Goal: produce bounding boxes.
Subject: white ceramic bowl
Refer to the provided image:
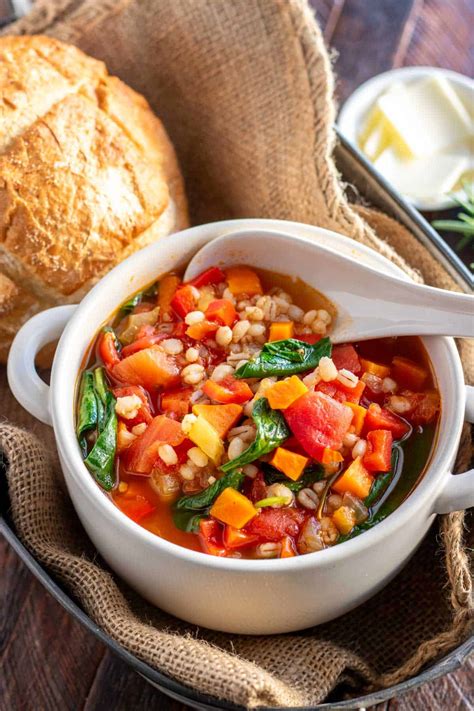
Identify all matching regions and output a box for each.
[337,66,474,211]
[7,219,474,634]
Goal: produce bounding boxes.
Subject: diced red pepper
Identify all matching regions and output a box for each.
[363,429,393,472]
[120,332,167,358]
[161,387,193,418]
[316,379,365,405]
[205,299,238,327]
[186,320,219,340]
[332,344,361,375]
[112,385,153,426]
[223,525,259,549]
[198,519,227,556]
[188,266,226,289]
[364,403,410,440]
[171,285,196,318]
[246,508,305,542]
[284,391,353,461]
[122,415,186,474]
[203,376,253,404]
[99,330,121,367]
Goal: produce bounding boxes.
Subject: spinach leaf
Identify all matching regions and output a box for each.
[119,293,143,315]
[234,337,331,379]
[220,397,290,473]
[173,469,245,532]
[93,367,108,431]
[261,461,325,492]
[76,370,98,456]
[364,446,401,508]
[84,388,117,491]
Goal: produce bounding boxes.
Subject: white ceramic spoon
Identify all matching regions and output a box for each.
[183,229,473,343]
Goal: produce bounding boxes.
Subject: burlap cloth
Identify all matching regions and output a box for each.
[1,0,472,707]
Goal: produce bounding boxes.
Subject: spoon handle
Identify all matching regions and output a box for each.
[332,278,473,343]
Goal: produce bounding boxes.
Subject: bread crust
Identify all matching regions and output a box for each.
[0,35,188,362]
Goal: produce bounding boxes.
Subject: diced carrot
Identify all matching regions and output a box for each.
[112,347,179,390]
[203,376,253,404]
[225,266,263,297]
[391,356,428,391]
[364,403,410,439]
[199,519,227,556]
[188,266,226,289]
[332,457,373,499]
[210,488,258,529]
[99,330,121,367]
[223,525,258,549]
[344,401,367,435]
[205,299,237,327]
[321,448,344,465]
[266,375,308,410]
[161,387,193,418]
[336,379,366,404]
[185,320,219,340]
[280,536,297,558]
[363,429,393,472]
[171,285,196,318]
[192,403,243,438]
[360,358,391,379]
[269,321,294,341]
[332,506,356,535]
[270,447,309,481]
[158,275,180,319]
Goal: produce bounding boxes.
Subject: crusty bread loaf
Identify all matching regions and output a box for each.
[0,35,188,362]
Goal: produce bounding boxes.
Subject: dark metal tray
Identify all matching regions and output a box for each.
[1,132,472,710]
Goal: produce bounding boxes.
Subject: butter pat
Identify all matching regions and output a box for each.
[375,76,472,158]
[374,148,469,200]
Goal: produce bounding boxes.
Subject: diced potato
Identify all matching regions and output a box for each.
[188,415,224,464]
[192,403,243,438]
[332,506,357,535]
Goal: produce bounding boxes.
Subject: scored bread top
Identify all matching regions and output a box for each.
[0,35,188,362]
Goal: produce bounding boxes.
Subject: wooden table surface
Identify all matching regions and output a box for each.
[1,1,473,709]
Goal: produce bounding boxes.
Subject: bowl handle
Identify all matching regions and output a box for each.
[433,385,474,514]
[7,305,77,426]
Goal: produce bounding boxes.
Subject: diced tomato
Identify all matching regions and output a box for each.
[245,471,267,503]
[171,285,196,318]
[401,390,440,425]
[188,266,226,289]
[99,330,121,367]
[199,519,227,556]
[223,526,259,549]
[203,376,253,404]
[246,508,305,542]
[285,391,353,461]
[297,333,321,344]
[161,387,193,418]
[112,347,179,390]
[205,299,238,327]
[332,344,361,375]
[112,385,153,426]
[122,415,186,474]
[391,356,428,391]
[364,403,410,440]
[186,320,219,340]
[363,429,393,472]
[172,322,189,338]
[316,379,365,405]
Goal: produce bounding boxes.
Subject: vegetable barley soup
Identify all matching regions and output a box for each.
[77,265,440,558]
